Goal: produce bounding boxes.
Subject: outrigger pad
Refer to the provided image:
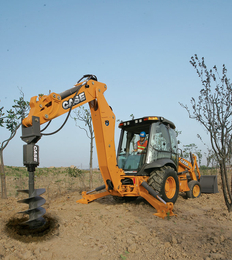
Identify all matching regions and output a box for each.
[200,175,219,193]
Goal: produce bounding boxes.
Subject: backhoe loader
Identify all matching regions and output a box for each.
[18,75,216,229]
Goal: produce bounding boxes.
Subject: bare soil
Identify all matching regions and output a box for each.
[0,169,232,260]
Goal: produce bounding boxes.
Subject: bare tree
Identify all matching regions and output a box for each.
[0,92,29,198]
[182,143,202,166]
[205,148,217,168]
[73,106,94,189]
[180,54,232,212]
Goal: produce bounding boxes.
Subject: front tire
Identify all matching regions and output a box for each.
[148,166,179,204]
[186,180,201,198]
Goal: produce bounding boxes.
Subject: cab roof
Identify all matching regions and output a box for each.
[118,116,175,134]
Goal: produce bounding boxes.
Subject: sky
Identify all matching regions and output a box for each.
[1,0,232,168]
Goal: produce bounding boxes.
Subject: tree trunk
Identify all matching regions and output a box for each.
[220,161,232,212]
[89,137,93,189]
[0,149,7,199]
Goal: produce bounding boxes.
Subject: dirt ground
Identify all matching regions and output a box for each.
[0,170,232,260]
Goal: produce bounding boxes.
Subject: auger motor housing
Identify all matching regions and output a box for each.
[23,143,39,170]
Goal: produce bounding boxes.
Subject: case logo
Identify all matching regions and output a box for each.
[34,146,38,162]
[180,158,188,166]
[62,92,86,109]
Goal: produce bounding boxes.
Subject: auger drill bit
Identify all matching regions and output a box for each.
[18,117,46,229]
[17,183,46,229]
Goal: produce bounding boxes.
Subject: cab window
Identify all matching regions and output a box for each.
[169,128,178,153]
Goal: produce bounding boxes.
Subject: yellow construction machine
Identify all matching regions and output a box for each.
[18,75,214,228]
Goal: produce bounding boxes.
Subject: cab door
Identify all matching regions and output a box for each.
[168,127,179,166]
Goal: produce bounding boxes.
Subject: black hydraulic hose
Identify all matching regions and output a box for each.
[59,74,97,100]
[41,89,79,136]
[59,84,83,100]
[78,74,97,83]
[41,75,95,136]
[40,120,51,132]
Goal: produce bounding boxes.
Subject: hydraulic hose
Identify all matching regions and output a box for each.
[41,75,96,136]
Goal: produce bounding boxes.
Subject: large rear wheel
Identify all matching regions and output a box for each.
[148,166,179,204]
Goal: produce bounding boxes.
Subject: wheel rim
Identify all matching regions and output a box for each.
[165,176,176,199]
[193,184,200,197]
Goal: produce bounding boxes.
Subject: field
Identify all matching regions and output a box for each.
[0,166,232,260]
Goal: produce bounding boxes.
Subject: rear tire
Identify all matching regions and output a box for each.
[186,180,201,198]
[148,166,179,204]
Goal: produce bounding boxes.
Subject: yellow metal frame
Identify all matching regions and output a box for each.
[77,176,175,219]
[23,79,175,219]
[178,154,201,192]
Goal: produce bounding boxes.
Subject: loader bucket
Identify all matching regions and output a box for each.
[200,175,219,193]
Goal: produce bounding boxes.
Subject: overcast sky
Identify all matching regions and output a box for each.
[1,0,232,168]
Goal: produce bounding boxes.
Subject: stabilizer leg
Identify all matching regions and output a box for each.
[77,185,121,204]
[76,180,176,219]
[139,190,175,219]
[77,190,111,204]
[139,181,176,219]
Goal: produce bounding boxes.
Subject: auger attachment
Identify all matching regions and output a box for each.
[18,117,46,229]
[17,186,46,229]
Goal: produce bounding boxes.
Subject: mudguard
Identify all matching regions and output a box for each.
[144,158,177,172]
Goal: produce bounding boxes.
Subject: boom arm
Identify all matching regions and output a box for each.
[22,76,124,191]
[23,77,102,126]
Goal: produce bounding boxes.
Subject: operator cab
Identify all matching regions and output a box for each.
[117,116,178,175]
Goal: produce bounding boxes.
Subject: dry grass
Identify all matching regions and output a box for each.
[3,165,224,200]
[4,166,103,199]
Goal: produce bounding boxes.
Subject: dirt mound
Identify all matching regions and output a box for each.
[5,214,59,243]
